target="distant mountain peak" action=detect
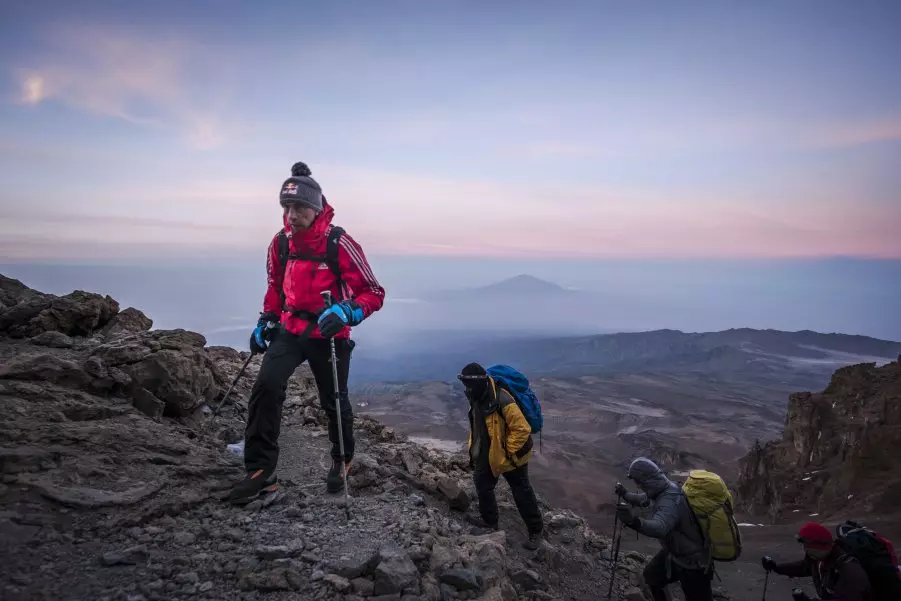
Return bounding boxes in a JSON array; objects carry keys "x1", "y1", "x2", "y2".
[{"x1": 479, "y1": 274, "x2": 567, "y2": 294}]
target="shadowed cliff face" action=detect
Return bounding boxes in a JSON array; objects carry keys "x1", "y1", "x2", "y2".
[{"x1": 736, "y1": 357, "x2": 901, "y2": 522}]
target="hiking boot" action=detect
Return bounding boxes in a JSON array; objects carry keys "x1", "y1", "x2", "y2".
[
  {"x1": 466, "y1": 516, "x2": 499, "y2": 535},
  {"x1": 226, "y1": 468, "x2": 278, "y2": 505},
  {"x1": 523, "y1": 530, "x2": 542, "y2": 550},
  {"x1": 326, "y1": 459, "x2": 351, "y2": 494}
]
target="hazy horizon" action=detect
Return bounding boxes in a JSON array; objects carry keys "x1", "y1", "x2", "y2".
[{"x1": 3, "y1": 255, "x2": 899, "y2": 349}]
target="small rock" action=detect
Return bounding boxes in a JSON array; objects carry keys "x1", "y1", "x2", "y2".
[
  {"x1": 311, "y1": 570, "x2": 325, "y2": 581},
  {"x1": 440, "y1": 568, "x2": 482, "y2": 591},
  {"x1": 179, "y1": 584, "x2": 197, "y2": 596},
  {"x1": 255, "y1": 539, "x2": 305, "y2": 560},
  {"x1": 330, "y1": 551, "x2": 379, "y2": 579},
  {"x1": 373, "y1": 542, "x2": 420, "y2": 595},
  {"x1": 473, "y1": 540, "x2": 506, "y2": 587},
  {"x1": 352, "y1": 577, "x2": 375, "y2": 597},
  {"x1": 132, "y1": 388, "x2": 165, "y2": 419},
  {"x1": 101, "y1": 545, "x2": 148, "y2": 566},
  {"x1": 29, "y1": 331, "x2": 74, "y2": 348},
  {"x1": 324, "y1": 574, "x2": 352, "y2": 593},
  {"x1": 408, "y1": 494, "x2": 425, "y2": 507},
  {"x1": 238, "y1": 568, "x2": 302, "y2": 592},
  {"x1": 172, "y1": 532, "x2": 197, "y2": 546},
  {"x1": 145, "y1": 580, "x2": 164, "y2": 592},
  {"x1": 624, "y1": 586, "x2": 648, "y2": 601},
  {"x1": 437, "y1": 478, "x2": 470, "y2": 511},
  {"x1": 548, "y1": 514, "x2": 581, "y2": 529},
  {"x1": 199, "y1": 581, "x2": 214, "y2": 593},
  {"x1": 429, "y1": 544, "x2": 462, "y2": 576},
  {"x1": 510, "y1": 569, "x2": 541, "y2": 591},
  {"x1": 175, "y1": 572, "x2": 199, "y2": 584}
]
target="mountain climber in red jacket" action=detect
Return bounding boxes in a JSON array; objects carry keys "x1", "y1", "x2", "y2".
[
  {"x1": 227, "y1": 162, "x2": 385, "y2": 504},
  {"x1": 762, "y1": 522, "x2": 874, "y2": 601}
]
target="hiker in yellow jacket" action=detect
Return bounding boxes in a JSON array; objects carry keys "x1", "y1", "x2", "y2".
[{"x1": 458, "y1": 362, "x2": 544, "y2": 550}]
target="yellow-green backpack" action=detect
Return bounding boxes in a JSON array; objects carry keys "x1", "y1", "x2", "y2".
[{"x1": 682, "y1": 470, "x2": 743, "y2": 561}]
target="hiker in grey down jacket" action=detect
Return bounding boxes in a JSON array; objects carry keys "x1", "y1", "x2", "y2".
[{"x1": 616, "y1": 458, "x2": 713, "y2": 601}]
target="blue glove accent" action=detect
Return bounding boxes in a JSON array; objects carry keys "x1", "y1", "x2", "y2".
[
  {"x1": 320, "y1": 301, "x2": 364, "y2": 326},
  {"x1": 250, "y1": 313, "x2": 279, "y2": 353},
  {"x1": 317, "y1": 301, "x2": 364, "y2": 337}
]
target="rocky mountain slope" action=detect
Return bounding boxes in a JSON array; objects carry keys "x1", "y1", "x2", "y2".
[
  {"x1": 735, "y1": 356, "x2": 901, "y2": 522},
  {"x1": 349, "y1": 325, "x2": 901, "y2": 384},
  {"x1": 0, "y1": 274, "x2": 678, "y2": 601}
]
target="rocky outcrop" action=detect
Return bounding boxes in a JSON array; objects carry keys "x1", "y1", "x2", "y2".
[
  {"x1": 736, "y1": 358, "x2": 901, "y2": 520},
  {"x1": 0, "y1": 275, "x2": 660, "y2": 601}
]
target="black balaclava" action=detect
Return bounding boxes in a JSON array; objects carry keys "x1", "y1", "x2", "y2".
[{"x1": 460, "y1": 362, "x2": 489, "y2": 404}]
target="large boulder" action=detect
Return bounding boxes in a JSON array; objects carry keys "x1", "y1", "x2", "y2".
[
  {"x1": 91, "y1": 330, "x2": 220, "y2": 417},
  {"x1": 101, "y1": 307, "x2": 153, "y2": 337},
  {"x1": 0, "y1": 279, "x2": 119, "y2": 338}
]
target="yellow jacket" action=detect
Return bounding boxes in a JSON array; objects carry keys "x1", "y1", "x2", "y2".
[{"x1": 467, "y1": 377, "x2": 534, "y2": 477}]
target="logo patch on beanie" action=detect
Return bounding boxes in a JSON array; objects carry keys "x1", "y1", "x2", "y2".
[{"x1": 282, "y1": 182, "x2": 298, "y2": 195}]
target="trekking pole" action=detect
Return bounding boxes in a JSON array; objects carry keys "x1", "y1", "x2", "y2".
[
  {"x1": 207, "y1": 352, "x2": 255, "y2": 428},
  {"x1": 321, "y1": 290, "x2": 351, "y2": 520},
  {"x1": 607, "y1": 504, "x2": 624, "y2": 599},
  {"x1": 762, "y1": 570, "x2": 769, "y2": 601}
]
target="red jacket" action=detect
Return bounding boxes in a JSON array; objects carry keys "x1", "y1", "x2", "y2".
[{"x1": 263, "y1": 198, "x2": 385, "y2": 340}]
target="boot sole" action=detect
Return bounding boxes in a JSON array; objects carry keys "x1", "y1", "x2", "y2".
[{"x1": 226, "y1": 483, "x2": 279, "y2": 505}]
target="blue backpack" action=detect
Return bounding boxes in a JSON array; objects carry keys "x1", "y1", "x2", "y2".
[{"x1": 486, "y1": 364, "x2": 544, "y2": 449}]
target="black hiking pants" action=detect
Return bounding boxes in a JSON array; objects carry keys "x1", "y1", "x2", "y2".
[
  {"x1": 473, "y1": 464, "x2": 543, "y2": 535},
  {"x1": 244, "y1": 326, "x2": 355, "y2": 473},
  {"x1": 643, "y1": 549, "x2": 713, "y2": 601}
]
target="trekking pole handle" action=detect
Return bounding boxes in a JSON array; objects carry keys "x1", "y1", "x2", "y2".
[{"x1": 321, "y1": 290, "x2": 333, "y2": 308}]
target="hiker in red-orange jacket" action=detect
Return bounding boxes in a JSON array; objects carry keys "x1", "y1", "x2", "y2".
[
  {"x1": 762, "y1": 522, "x2": 874, "y2": 601},
  {"x1": 227, "y1": 162, "x2": 385, "y2": 505}
]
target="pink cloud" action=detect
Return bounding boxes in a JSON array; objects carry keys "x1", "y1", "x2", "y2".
[
  {"x1": 2, "y1": 163, "x2": 899, "y2": 261},
  {"x1": 11, "y1": 23, "x2": 231, "y2": 149}
]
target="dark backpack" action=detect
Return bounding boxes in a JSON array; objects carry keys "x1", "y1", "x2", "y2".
[
  {"x1": 486, "y1": 364, "x2": 543, "y2": 434},
  {"x1": 276, "y1": 226, "x2": 345, "y2": 308},
  {"x1": 836, "y1": 520, "x2": 901, "y2": 601},
  {"x1": 486, "y1": 364, "x2": 544, "y2": 452}
]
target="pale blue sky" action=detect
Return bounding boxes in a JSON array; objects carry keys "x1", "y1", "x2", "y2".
[{"x1": 1, "y1": 0, "x2": 900, "y2": 260}]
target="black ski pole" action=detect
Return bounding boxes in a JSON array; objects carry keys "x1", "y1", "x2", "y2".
[
  {"x1": 208, "y1": 352, "x2": 255, "y2": 424},
  {"x1": 321, "y1": 290, "x2": 351, "y2": 520},
  {"x1": 607, "y1": 504, "x2": 624, "y2": 599},
  {"x1": 762, "y1": 570, "x2": 769, "y2": 601}
]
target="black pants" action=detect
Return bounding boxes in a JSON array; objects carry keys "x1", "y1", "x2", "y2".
[
  {"x1": 473, "y1": 464, "x2": 543, "y2": 535},
  {"x1": 244, "y1": 327, "x2": 354, "y2": 472},
  {"x1": 643, "y1": 549, "x2": 713, "y2": 601}
]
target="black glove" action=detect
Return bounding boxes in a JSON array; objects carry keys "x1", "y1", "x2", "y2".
[
  {"x1": 761, "y1": 556, "x2": 777, "y2": 573},
  {"x1": 614, "y1": 482, "x2": 628, "y2": 498},
  {"x1": 317, "y1": 300, "x2": 364, "y2": 338},
  {"x1": 616, "y1": 503, "x2": 639, "y2": 529},
  {"x1": 250, "y1": 312, "x2": 279, "y2": 354}
]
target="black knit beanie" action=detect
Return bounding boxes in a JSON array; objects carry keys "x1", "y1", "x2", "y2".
[
  {"x1": 459, "y1": 362, "x2": 489, "y2": 401},
  {"x1": 279, "y1": 161, "x2": 323, "y2": 212}
]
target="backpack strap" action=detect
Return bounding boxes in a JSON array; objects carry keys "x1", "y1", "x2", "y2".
[
  {"x1": 277, "y1": 230, "x2": 290, "y2": 309},
  {"x1": 326, "y1": 226, "x2": 345, "y2": 300},
  {"x1": 281, "y1": 226, "x2": 348, "y2": 302},
  {"x1": 494, "y1": 388, "x2": 533, "y2": 459}
]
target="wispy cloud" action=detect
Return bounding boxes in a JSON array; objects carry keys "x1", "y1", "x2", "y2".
[
  {"x1": 802, "y1": 117, "x2": 901, "y2": 150},
  {"x1": 11, "y1": 22, "x2": 231, "y2": 149}
]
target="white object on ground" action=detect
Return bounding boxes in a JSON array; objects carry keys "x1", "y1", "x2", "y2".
[{"x1": 226, "y1": 439, "x2": 245, "y2": 456}]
